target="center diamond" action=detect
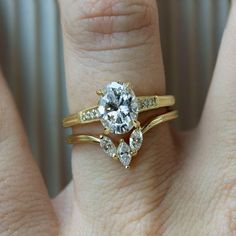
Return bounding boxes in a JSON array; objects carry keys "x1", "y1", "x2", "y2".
[{"x1": 98, "y1": 82, "x2": 139, "y2": 134}]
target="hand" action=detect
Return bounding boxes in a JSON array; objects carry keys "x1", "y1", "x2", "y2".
[{"x1": 0, "y1": 1, "x2": 236, "y2": 235}]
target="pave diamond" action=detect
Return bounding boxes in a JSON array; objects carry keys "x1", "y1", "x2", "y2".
[
  {"x1": 117, "y1": 140, "x2": 132, "y2": 167},
  {"x1": 100, "y1": 136, "x2": 116, "y2": 158},
  {"x1": 130, "y1": 128, "x2": 143, "y2": 153},
  {"x1": 98, "y1": 82, "x2": 139, "y2": 134},
  {"x1": 81, "y1": 108, "x2": 99, "y2": 122},
  {"x1": 138, "y1": 97, "x2": 157, "y2": 110}
]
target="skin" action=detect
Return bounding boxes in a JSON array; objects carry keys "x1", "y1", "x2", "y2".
[{"x1": 0, "y1": 0, "x2": 236, "y2": 235}]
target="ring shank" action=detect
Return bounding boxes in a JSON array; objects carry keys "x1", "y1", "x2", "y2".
[
  {"x1": 66, "y1": 110, "x2": 178, "y2": 144},
  {"x1": 62, "y1": 95, "x2": 175, "y2": 128}
]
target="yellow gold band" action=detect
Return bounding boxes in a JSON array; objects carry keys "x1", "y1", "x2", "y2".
[
  {"x1": 66, "y1": 110, "x2": 178, "y2": 144},
  {"x1": 63, "y1": 95, "x2": 175, "y2": 128}
]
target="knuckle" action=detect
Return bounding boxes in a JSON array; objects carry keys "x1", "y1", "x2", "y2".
[{"x1": 61, "y1": 0, "x2": 157, "y2": 51}]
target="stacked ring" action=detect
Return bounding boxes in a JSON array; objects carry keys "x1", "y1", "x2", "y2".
[{"x1": 63, "y1": 81, "x2": 178, "y2": 168}]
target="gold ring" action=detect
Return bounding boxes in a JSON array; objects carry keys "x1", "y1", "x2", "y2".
[
  {"x1": 62, "y1": 81, "x2": 175, "y2": 135},
  {"x1": 66, "y1": 110, "x2": 178, "y2": 169}
]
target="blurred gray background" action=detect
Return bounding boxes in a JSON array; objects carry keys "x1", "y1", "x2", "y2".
[{"x1": 0, "y1": 0, "x2": 230, "y2": 197}]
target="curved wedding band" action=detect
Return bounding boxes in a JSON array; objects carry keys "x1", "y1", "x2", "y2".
[
  {"x1": 66, "y1": 110, "x2": 178, "y2": 169},
  {"x1": 66, "y1": 110, "x2": 178, "y2": 144}
]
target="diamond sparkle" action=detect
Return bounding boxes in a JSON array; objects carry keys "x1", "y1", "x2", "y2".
[
  {"x1": 99, "y1": 136, "x2": 116, "y2": 158},
  {"x1": 98, "y1": 82, "x2": 139, "y2": 134},
  {"x1": 117, "y1": 140, "x2": 132, "y2": 167},
  {"x1": 130, "y1": 128, "x2": 143, "y2": 153}
]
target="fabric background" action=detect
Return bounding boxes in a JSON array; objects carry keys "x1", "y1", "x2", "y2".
[{"x1": 0, "y1": 0, "x2": 230, "y2": 197}]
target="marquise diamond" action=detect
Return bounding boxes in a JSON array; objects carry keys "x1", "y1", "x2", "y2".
[
  {"x1": 117, "y1": 140, "x2": 132, "y2": 167},
  {"x1": 130, "y1": 129, "x2": 143, "y2": 153},
  {"x1": 100, "y1": 136, "x2": 116, "y2": 158},
  {"x1": 98, "y1": 82, "x2": 139, "y2": 134}
]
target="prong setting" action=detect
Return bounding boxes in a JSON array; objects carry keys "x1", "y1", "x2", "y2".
[
  {"x1": 96, "y1": 89, "x2": 104, "y2": 96},
  {"x1": 112, "y1": 155, "x2": 119, "y2": 160},
  {"x1": 131, "y1": 151, "x2": 138, "y2": 156},
  {"x1": 104, "y1": 128, "x2": 110, "y2": 135},
  {"x1": 126, "y1": 82, "x2": 132, "y2": 89},
  {"x1": 133, "y1": 120, "x2": 140, "y2": 128}
]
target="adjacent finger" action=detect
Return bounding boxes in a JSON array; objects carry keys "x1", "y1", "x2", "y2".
[
  {"x1": 201, "y1": 2, "x2": 236, "y2": 133},
  {"x1": 184, "y1": 3, "x2": 236, "y2": 231},
  {"x1": 0, "y1": 72, "x2": 57, "y2": 235}
]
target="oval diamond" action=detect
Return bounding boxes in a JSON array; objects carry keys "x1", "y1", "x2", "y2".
[
  {"x1": 130, "y1": 129, "x2": 143, "y2": 153},
  {"x1": 117, "y1": 141, "x2": 132, "y2": 167},
  {"x1": 98, "y1": 82, "x2": 139, "y2": 134},
  {"x1": 100, "y1": 136, "x2": 116, "y2": 158}
]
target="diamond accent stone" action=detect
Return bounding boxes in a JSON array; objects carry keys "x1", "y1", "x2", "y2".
[
  {"x1": 92, "y1": 109, "x2": 99, "y2": 118},
  {"x1": 117, "y1": 140, "x2": 132, "y2": 167},
  {"x1": 138, "y1": 97, "x2": 157, "y2": 110},
  {"x1": 130, "y1": 128, "x2": 143, "y2": 153},
  {"x1": 100, "y1": 136, "x2": 116, "y2": 158},
  {"x1": 81, "y1": 108, "x2": 99, "y2": 122},
  {"x1": 98, "y1": 82, "x2": 139, "y2": 134}
]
